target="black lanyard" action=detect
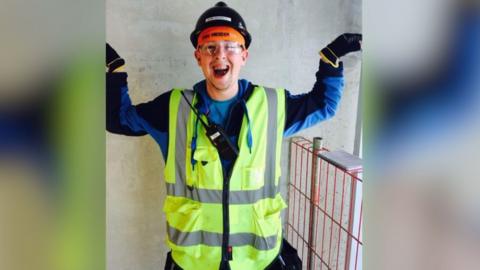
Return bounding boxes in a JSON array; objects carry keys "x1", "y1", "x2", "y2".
[{"x1": 180, "y1": 91, "x2": 239, "y2": 161}]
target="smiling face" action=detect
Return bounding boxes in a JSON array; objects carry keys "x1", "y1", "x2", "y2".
[{"x1": 194, "y1": 40, "x2": 249, "y2": 101}]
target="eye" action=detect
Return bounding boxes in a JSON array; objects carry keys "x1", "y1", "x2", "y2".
[{"x1": 206, "y1": 45, "x2": 217, "y2": 54}]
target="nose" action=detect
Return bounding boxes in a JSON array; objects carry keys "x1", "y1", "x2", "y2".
[{"x1": 213, "y1": 45, "x2": 227, "y2": 59}]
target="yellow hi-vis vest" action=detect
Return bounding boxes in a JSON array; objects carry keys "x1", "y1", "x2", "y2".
[{"x1": 164, "y1": 86, "x2": 286, "y2": 270}]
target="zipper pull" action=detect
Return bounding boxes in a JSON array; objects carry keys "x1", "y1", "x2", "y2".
[{"x1": 227, "y1": 246, "x2": 233, "y2": 261}]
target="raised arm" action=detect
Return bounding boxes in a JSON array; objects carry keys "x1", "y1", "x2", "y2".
[
  {"x1": 106, "y1": 43, "x2": 169, "y2": 136},
  {"x1": 284, "y1": 33, "x2": 362, "y2": 136}
]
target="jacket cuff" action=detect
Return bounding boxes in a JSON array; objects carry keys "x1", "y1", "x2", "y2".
[
  {"x1": 106, "y1": 72, "x2": 128, "y2": 88},
  {"x1": 318, "y1": 60, "x2": 343, "y2": 78}
]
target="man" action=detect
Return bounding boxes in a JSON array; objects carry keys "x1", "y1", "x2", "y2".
[{"x1": 107, "y1": 2, "x2": 361, "y2": 269}]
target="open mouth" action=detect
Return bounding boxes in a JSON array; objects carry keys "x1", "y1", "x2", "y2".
[{"x1": 213, "y1": 66, "x2": 229, "y2": 78}]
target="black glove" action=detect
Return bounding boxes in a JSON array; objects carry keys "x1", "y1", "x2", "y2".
[
  {"x1": 320, "y1": 33, "x2": 362, "y2": 67},
  {"x1": 106, "y1": 43, "x2": 125, "y2": 73}
]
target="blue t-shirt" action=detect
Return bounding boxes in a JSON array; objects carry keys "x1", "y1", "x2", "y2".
[
  {"x1": 193, "y1": 79, "x2": 250, "y2": 129},
  {"x1": 205, "y1": 94, "x2": 236, "y2": 128}
]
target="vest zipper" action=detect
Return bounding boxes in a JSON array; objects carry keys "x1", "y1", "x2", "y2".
[
  {"x1": 220, "y1": 163, "x2": 235, "y2": 270},
  {"x1": 220, "y1": 91, "x2": 246, "y2": 269}
]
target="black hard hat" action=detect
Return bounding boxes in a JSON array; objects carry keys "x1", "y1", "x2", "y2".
[{"x1": 190, "y1": 2, "x2": 252, "y2": 49}]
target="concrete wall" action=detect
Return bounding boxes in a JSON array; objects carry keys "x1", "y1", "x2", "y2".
[{"x1": 107, "y1": 0, "x2": 361, "y2": 269}]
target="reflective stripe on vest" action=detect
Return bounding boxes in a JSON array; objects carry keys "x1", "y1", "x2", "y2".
[{"x1": 167, "y1": 226, "x2": 278, "y2": 250}]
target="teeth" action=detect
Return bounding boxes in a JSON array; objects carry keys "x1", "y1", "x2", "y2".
[{"x1": 213, "y1": 64, "x2": 229, "y2": 70}]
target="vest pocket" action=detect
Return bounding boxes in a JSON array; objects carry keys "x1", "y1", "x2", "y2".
[
  {"x1": 163, "y1": 197, "x2": 202, "y2": 236},
  {"x1": 163, "y1": 197, "x2": 204, "y2": 259},
  {"x1": 249, "y1": 196, "x2": 287, "y2": 258},
  {"x1": 241, "y1": 166, "x2": 265, "y2": 190},
  {"x1": 190, "y1": 146, "x2": 223, "y2": 189},
  {"x1": 253, "y1": 196, "x2": 285, "y2": 236}
]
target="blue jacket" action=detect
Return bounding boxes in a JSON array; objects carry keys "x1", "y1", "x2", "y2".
[{"x1": 106, "y1": 60, "x2": 344, "y2": 161}]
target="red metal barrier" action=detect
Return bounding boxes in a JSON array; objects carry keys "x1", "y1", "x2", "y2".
[{"x1": 286, "y1": 137, "x2": 363, "y2": 270}]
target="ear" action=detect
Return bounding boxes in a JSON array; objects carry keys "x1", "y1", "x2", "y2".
[
  {"x1": 194, "y1": 50, "x2": 202, "y2": 66},
  {"x1": 241, "y1": 50, "x2": 249, "y2": 66}
]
